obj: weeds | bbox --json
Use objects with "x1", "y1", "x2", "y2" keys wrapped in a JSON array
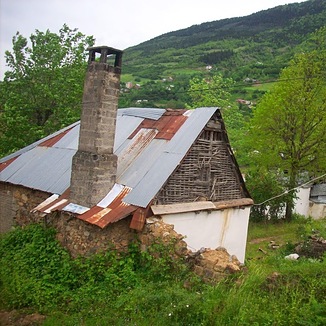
[{"x1": 0, "y1": 219, "x2": 325, "y2": 325}]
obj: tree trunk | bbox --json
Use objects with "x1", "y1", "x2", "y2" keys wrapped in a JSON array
[{"x1": 285, "y1": 168, "x2": 297, "y2": 221}]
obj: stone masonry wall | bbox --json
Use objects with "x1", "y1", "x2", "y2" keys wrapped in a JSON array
[
  {"x1": 0, "y1": 183, "x2": 243, "y2": 283},
  {"x1": 45, "y1": 212, "x2": 137, "y2": 258},
  {"x1": 0, "y1": 182, "x2": 49, "y2": 233}
]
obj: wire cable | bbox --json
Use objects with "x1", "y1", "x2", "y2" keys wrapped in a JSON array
[{"x1": 253, "y1": 172, "x2": 326, "y2": 206}]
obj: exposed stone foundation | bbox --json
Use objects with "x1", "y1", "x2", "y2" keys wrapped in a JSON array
[
  {"x1": 1, "y1": 183, "x2": 243, "y2": 283},
  {"x1": 0, "y1": 183, "x2": 49, "y2": 233},
  {"x1": 45, "y1": 212, "x2": 136, "y2": 258}
]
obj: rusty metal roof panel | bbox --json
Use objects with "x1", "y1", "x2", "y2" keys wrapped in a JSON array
[
  {"x1": 33, "y1": 184, "x2": 136, "y2": 228},
  {"x1": 1, "y1": 146, "x2": 75, "y2": 194},
  {"x1": 123, "y1": 107, "x2": 217, "y2": 207},
  {"x1": 72, "y1": 185, "x2": 136, "y2": 228}
]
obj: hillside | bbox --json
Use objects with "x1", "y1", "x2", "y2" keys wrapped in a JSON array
[{"x1": 120, "y1": 0, "x2": 326, "y2": 107}]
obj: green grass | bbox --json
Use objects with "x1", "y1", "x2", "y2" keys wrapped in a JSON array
[{"x1": 1, "y1": 218, "x2": 325, "y2": 325}]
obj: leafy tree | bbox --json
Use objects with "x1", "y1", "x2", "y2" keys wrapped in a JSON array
[
  {"x1": 187, "y1": 74, "x2": 234, "y2": 109},
  {"x1": 248, "y1": 27, "x2": 326, "y2": 220},
  {"x1": 0, "y1": 24, "x2": 94, "y2": 157}
]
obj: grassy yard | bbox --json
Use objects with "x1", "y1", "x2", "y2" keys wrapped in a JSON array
[{"x1": 1, "y1": 217, "x2": 325, "y2": 325}]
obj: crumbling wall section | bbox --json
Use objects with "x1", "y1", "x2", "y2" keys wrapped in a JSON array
[
  {"x1": 139, "y1": 218, "x2": 242, "y2": 283},
  {"x1": 0, "y1": 183, "x2": 49, "y2": 233},
  {"x1": 45, "y1": 212, "x2": 136, "y2": 257}
]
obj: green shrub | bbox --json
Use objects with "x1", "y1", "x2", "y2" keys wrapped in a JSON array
[{"x1": 1, "y1": 221, "x2": 325, "y2": 325}]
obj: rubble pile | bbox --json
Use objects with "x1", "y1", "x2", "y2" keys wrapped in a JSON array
[
  {"x1": 295, "y1": 232, "x2": 326, "y2": 260},
  {"x1": 140, "y1": 219, "x2": 243, "y2": 283}
]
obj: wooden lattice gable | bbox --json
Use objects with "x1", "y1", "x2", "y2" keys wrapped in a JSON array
[{"x1": 154, "y1": 110, "x2": 250, "y2": 205}]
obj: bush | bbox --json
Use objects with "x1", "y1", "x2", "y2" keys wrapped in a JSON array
[
  {"x1": 246, "y1": 168, "x2": 287, "y2": 221},
  {"x1": 1, "y1": 222, "x2": 326, "y2": 325}
]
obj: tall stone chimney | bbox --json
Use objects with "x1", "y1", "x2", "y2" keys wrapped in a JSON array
[{"x1": 70, "y1": 46, "x2": 123, "y2": 207}]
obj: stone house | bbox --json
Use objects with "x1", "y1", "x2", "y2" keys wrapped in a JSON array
[{"x1": 0, "y1": 46, "x2": 253, "y2": 263}]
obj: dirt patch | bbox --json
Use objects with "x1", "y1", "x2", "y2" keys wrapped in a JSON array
[
  {"x1": 295, "y1": 234, "x2": 326, "y2": 260},
  {"x1": 0, "y1": 310, "x2": 45, "y2": 326}
]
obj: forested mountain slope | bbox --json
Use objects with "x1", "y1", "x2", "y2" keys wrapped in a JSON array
[{"x1": 122, "y1": 0, "x2": 326, "y2": 83}]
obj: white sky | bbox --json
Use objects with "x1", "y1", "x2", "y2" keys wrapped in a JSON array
[{"x1": 0, "y1": 0, "x2": 307, "y2": 80}]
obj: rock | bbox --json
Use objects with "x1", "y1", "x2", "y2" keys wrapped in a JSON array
[{"x1": 191, "y1": 247, "x2": 242, "y2": 283}]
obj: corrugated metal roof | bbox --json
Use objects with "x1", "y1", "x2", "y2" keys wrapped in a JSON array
[
  {"x1": 117, "y1": 107, "x2": 165, "y2": 120},
  {"x1": 0, "y1": 108, "x2": 167, "y2": 194},
  {"x1": 1, "y1": 146, "x2": 76, "y2": 194},
  {"x1": 117, "y1": 139, "x2": 169, "y2": 188},
  {"x1": 114, "y1": 116, "x2": 144, "y2": 151},
  {"x1": 2, "y1": 107, "x2": 221, "y2": 226},
  {"x1": 0, "y1": 121, "x2": 79, "y2": 164},
  {"x1": 310, "y1": 183, "x2": 326, "y2": 197},
  {"x1": 123, "y1": 107, "x2": 217, "y2": 207}
]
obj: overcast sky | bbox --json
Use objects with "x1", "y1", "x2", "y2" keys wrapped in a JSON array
[{"x1": 0, "y1": 0, "x2": 307, "y2": 80}]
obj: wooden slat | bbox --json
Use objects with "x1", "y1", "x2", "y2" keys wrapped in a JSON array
[
  {"x1": 213, "y1": 198, "x2": 254, "y2": 210},
  {"x1": 151, "y1": 201, "x2": 216, "y2": 215}
]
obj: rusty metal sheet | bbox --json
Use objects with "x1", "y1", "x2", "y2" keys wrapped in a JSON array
[
  {"x1": 117, "y1": 129, "x2": 158, "y2": 178},
  {"x1": 93, "y1": 186, "x2": 137, "y2": 227},
  {"x1": 94, "y1": 204, "x2": 137, "y2": 228},
  {"x1": 128, "y1": 109, "x2": 187, "y2": 140},
  {"x1": 86, "y1": 207, "x2": 112, "y2": 224},
  {"x1": 78, "y1": 206, "x2": 103, "y2": 221},
  {"x1": 39, "y1": 127, "x2": 74, "y2": 147},
  {"x1": 74, "y1": 185, "x2": 136, "y2": 228},
  {"x1": 0, "y1": 157, "x2": 17, "y2": 172}
]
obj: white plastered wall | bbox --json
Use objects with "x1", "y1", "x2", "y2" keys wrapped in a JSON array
[
  {"x1": 293, "y1": 187, "x2": 311, "y2": 217},
  {"x1": 161, "y1": 207, "x2": 251, "y2": 264}
]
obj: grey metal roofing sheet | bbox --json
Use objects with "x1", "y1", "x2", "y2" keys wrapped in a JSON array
[
  {"x1": 123, "y1": 107, "x2": 217, "y2": 207},
  {"x1": 310, "y1": 183, "x2": 326, "y2": 197},
  {"x1": 54, "y1": 124, "x2": 80, "y2": 150},
  {"x1": 117, "y1": 138, "x2": 169, "y2": 188},
  {"x1": 1, "y1": 107, "x2": 218, "y2": 206},
  {"x1": 0, "y1": 121, "x2": 79, "y2": 163},
  {"x1": 114, "y1": 115, "x2": 144, "y2": 152},
  {"x1": 54, "y1": 116, "x2": 144, "y2": 152},
  {"x1": 118, "y1": 107, "x2": 165, "y2": 120},
  {"x1": 1, "y1": 146, "x2": 76, "y2": 194}
]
